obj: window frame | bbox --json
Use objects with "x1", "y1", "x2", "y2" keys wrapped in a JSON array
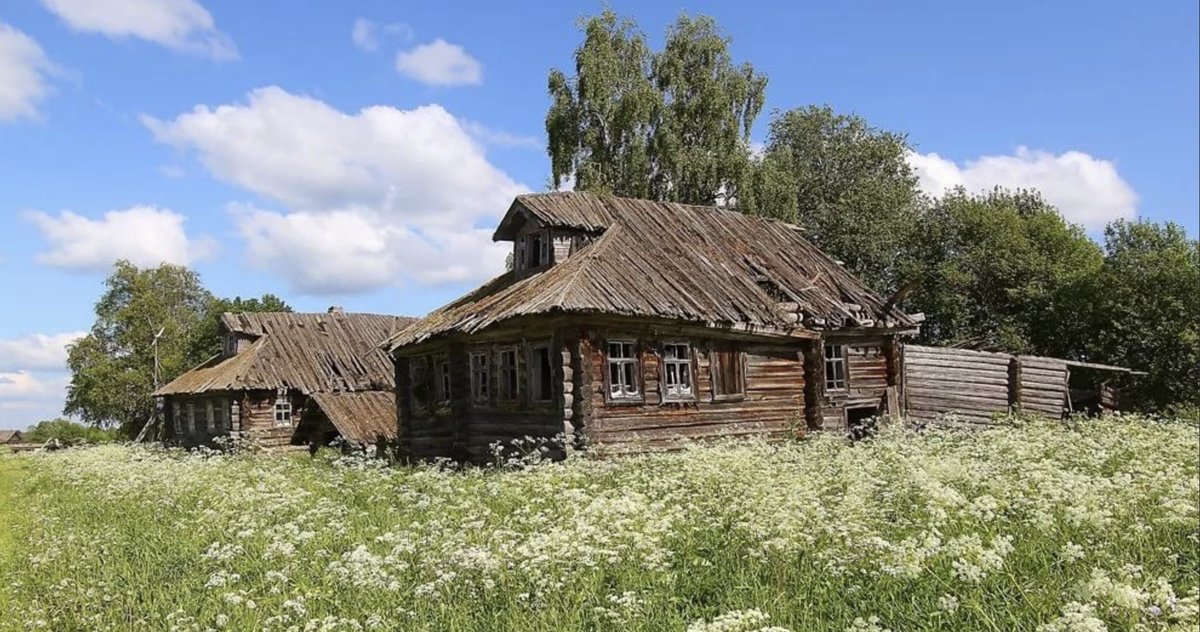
[
  {"x1": 436, "y1": 357, "x2": 452, "y2": 407},
  {"x1": 710, "y1": 346, "x2": 746, "y2": 402},
  {"x1": 605, "y1": 339, "x2": 642, "y2": 403},
  {"x1": 497, "y1": 347, "x2": 520, "y2": 401},
  {"x1": 409, "y1": 356, "x2": 431, "y2": 415},
  {"x1": 824, "y1": 343, "x2": 849, "y2": 393},
  {"x1": 470, "y1": 350, "x2": 490, "y2": 405},
  {"x1": 211, "y1": 398, "x2": 225, "y2": 433},
  {"x1": 273, "y1": 388, "x2": 292, "y2": 427},
  {"x1": 660, "y1": 341, "x2": 696, "y2": 402},
  {"x1": 529, "y1": 344, "x2": 555, "y2": 403},
  {"x1": 186, "y1": 401, "x2": 196, "y2": 434}
]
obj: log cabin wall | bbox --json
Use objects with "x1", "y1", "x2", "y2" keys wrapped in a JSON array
[
  {"x1": 397, "y1": 334, "x2": 564, "y2": 463},
  {"x1": 903, "y1": 345, "x2": 1014, "y2": 426},
  {"x1": 1013, "y1": 356, "x2": 1069, "y2": 418},
  {"x1": 573, "y1": 327, "x2": 806, "y2": 456},
  {"x1": 817, "y1": 335, "x2": 896, "y2": 431},
  {"x1": 236, "y1": 390, "x2": 303, "y2": 448},
  {"x1": 164, "y1": 393, "x2": 233, "y2": 446}
]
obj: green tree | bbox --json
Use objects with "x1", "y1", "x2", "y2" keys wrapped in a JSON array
[
  {"x1": 1087, "y1": 219, "x2": 1199, "y2": 411},
  {"x1": 902, "y1": 188, "x2": 1104, "y2": 356},
  {"x1": 23, "y1": 418, "x2": 120, "y2": 444},
  {"x1": 547, "y1": 9, "x2": 766, "y2": 205},
  {"x1": 65, "y1": 261, "x2": 212, "y2": 433},
  {"x1": 744, "y1": 105, "x2": 923, "y2": 292}
]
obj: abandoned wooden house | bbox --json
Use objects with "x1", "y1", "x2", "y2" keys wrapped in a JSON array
[
  {"x1": 383, "y1": 192, "x2": 921, "y2": 461},
  {"x1": 0, "y1": 429, "x2": 24, "y2": 445},
  {"x1": 155, "y1": 311, "x2": 412, "y2": 449}
]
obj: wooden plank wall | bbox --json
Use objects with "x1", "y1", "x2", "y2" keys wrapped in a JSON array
[
  {"x1": 819, "y1": 338, "x2": 893, "y2": 431},
  {"x1": 903, "y1": 345, "x2": 1013, "y2": 425},
  {"x1": 582, "y1": 338, "x2": 805, "y2": 455},
  {"x1": 1014, "y1": 356, "x2": 1069, "y2": 418}
]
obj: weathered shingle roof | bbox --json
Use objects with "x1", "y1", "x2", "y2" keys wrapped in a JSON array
[
  {"x1": 387, "y1": 192, "x2": 914, "y2": 349},
  {"x1": 310, "y1": 391, "x2": 397, "y2": 445},
  {"x1": 157, "y1": 312, "x2": 411, "y2": 395},
  {"x1": 0, "y1": 430, "x2": 23, "y2": 444}
]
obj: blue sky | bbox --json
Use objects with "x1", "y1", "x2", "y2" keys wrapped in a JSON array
[{"x1": 1, "y1": 0, "x2": 1197, "y2": 428}]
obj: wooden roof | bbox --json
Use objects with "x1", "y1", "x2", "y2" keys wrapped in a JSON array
[
  {"x1": 387, "y1": 192, "x2": 915, "y2": 349},
  {"x1": 310, "y1": 391, "x2": 397, "y2": 445},
  {"x1": 156, "y1": 312, "x2": 411, "y2": 396},
  {"x1": 0, "y1": 430, "x2": 23, "y2": 444}
]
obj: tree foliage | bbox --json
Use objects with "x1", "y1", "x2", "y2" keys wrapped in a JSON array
[
  {"x1": 547, "y1": 9, "x2": 766, "y2": 205},
  {"x1": 65, "y1": 262, "x2": 211, "y2": 432},
  {"x1": 1086, "y1": 220, "x2": 1200, "y2": 410},
  {"x1": 23, "y1": 418, "x2": 120, "y2": 445},
  {"x1": 900, "y1": 188, "x2": 1104, "y2": 356},
  {"x1": 745, "y1": 105, "x2": 923, "y2": 292},
  {"x1": 65, "y1": 262, "x2": 290, "y2": 434}
]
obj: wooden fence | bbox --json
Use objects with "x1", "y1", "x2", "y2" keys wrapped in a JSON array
[{"x1": 903, "y1": 345, "x2": 1070, "y2": 424}]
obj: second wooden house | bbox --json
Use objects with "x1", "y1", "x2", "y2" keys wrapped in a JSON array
[
  {"x1": 384, "y1": 192, "x2": 920, "y2": 461},
  {"x1": 155, "y1": 310, "x2": 411, "y2": 449}
]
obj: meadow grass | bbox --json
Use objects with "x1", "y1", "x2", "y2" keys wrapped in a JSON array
[{"x1": 0, "y1": 415, "x2": 1196, "y2": 632}]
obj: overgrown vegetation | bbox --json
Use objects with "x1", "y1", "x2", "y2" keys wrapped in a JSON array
[
  {"x1": 1, "y1": 416, "x2": 1196, "y2": 631},
  {"x1": 20, "y1": 418, "x2": 120, "y2": 445}
]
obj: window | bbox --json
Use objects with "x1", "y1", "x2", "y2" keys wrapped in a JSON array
[
  {"x1": 470, "y1": 351, "x2": 490, "y2": 403},
  {"x1": 515, "y1": 240, "x2": 527, "y2": 270},
  {"x1": 273, "y1": 388, "x2": 292, "y2": 427},
  {"x1": 526, "y1": 231, "x2": 551, "y2": 268},
  {"x1": 824, "y1": 344, "x2": 847, "y2": 391},
  {"x1": 172, "y1": 401, "x2": 182, "y2": 435},
  {"x1": 499, "y1": 348, "x2": 519, "y2": 400},
  {"x1": 211, "y1": 399, "x2": 225, "y2": 433},
  {"x1": 607, "y1": 340, "x2": 640, "y2": 400},
  {"x1": 437, "y1": 359, "x2": 452, "y2": 406},
  {"x1": 410, "y1": 357, "x2": 430, "y2": 415},
  {"x1": 711, "y1": 347, "x2": 745, "y2": 399},
  {"x1": 662, "y1": 343, "x2": 694, "y2": 400},
  {"x1": 530, "y1": 345, "x2": 554, "y2": 402},
  {"x1": 186, "y1": 401, "x2": 196, "y2": 434}
]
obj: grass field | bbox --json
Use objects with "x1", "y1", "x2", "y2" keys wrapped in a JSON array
[{"x1": 0, "y1": 416, "x2": 1197, "y2": 632}]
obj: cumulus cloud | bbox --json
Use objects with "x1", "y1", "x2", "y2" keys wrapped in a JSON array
[
  {"x1": 351, "y1": 17, "x2": 412, "y2": 52},
  {"x1": 38, "y1": 0, "x2": 237, "y2": 60},
  {"x1": 27, "y1": 206, "x2": 216, "y2": 271},
  {"x1": 143, "y1": 86, "x2": 524, "y2": 294},
  {"x1": 0, "y1": 22, "x2": 58, "y2": 122},
  {"x1": 0, "y1": 331, "x2": 86, "y2": 372},
  {"x1": 395, "y1": 39, "x2": 483, "y2": 86},
  {"x1": 907, "y1": 147, "x2": 1138, "y2": 228}
]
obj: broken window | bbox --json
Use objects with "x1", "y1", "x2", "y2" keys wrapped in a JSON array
[
  {"x1": 499, "y1": 348, "x2": 519, "y2": 400},
  {"x1": 662, "y1": 342, "x2": 694, "y2": 400},
  {"x1": 470, "y1": 351, "x2": 490, "y2": 403},
  {"x1": 437, "y1": 359, "x2": 452, "y2": 406},
  {"x1": 530, "y1": 345, "x2": 554, "y2": 402},
  {"x1": 607, "y1": 340, "x2": 640, "y2": 400},
  {"x1": 824, "y1": 343, "x2": 847, "y2": 391},
  {"x1": 711, "y1": 346, "x2": 745, "y2": 399},
  {"x1": 273, "y1": 388, "x2": 292, "y2": 427},
  {"x1": 410, "y1": 357, "x2": 430, "y2": 415}
]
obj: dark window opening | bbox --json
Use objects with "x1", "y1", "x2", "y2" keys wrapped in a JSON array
[
  {"x1": 499, "y1": 349, "x2": 519, "y2": 400},
  {"x1": 530, "y1": 345, "x2": 554, "y2": 402}
]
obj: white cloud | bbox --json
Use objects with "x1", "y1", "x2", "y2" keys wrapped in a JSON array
[
  {"x1": 395, "y1": 39, "x2": 483, "y2": 86},
  {"x1": 0, "y1": 22, "x2": 57, "y2": 122},
  {"x1": 462, "y1": 120, "x2": 542, "y2": 150},
  {"x1": 351, "y1": 18, "x2": 411, "y2": 52},
  {"x1": 0, "y1": 331, "x2": 86, "y2": 372},
  {"x1": 27, "y1": 205, "x2": 216, "y2": 271},
  {"x1": 143, "y1": 86, "x2": 524, "y2": 294},
  {"x1": 39, "y1": 0, "x2": 237, "y2": 60},
  {"x1": 907, "y1": 147, "x2": 1138, "y2": 228},
  {"x1": 0, "y1": 370, "x2": 70, "y2": 427}
]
